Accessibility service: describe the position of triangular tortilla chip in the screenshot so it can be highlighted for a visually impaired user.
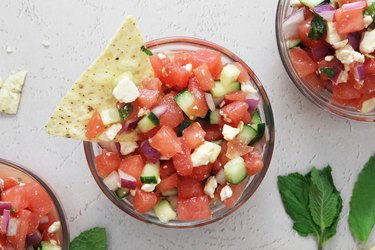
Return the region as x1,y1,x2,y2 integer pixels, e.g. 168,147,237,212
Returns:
45,16,153,141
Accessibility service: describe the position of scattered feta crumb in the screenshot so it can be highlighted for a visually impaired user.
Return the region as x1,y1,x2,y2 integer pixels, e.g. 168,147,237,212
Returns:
183,64,193,72
112,77,140,103
204,176,218,198
120,141,138,155
48,221,61,234
137,108,150,117
6,46,13,54
157,53,167,59
141,178,161,192
0,71,27,114
241,83,258,97
42,39,50,48
191,141,218,167
337,70,349,84
364,15,373,29
360,30,375,54
220,185,233,201
222,124,240,141
98,123,122,141
325,56,334,62
326,22,347,49
336,45,365,65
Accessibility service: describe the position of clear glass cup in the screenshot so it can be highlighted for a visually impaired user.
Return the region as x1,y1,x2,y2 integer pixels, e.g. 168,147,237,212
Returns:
276,1,375,122
84,37,275,228
0,159,69,249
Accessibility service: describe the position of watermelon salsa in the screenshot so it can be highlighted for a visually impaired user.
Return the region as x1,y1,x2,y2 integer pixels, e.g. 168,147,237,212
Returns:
283,0,375,113
88,47,267,223
0,162,63,249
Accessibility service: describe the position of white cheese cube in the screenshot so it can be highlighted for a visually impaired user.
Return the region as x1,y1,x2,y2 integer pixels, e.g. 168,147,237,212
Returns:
98,123,122,141
360,30,375,54
191,141,219,167
336,45,365,65
204,176,218,198
183,64,193,72
220,185,233,201
222,124,241,141
120,141,138,155
112,77,140,103
47,221,61,234
364,15,373,28
241,83,258,97
141,178,161,192
100,108,121,126
326,22,346,49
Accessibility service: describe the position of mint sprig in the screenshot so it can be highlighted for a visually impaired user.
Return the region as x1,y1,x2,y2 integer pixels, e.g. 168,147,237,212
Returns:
319,68,336,78
70,227,107,250
141,45,153,56
308,14,326,40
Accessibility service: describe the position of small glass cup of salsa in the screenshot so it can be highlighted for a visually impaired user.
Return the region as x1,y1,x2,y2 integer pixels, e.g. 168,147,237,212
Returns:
0,159,69,249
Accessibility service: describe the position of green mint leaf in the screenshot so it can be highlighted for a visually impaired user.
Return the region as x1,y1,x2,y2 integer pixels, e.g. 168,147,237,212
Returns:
364,3,375,22
319,68,336,78
118,103,133,122
349,155,375,243
277,173,320,238
70,227,107,250
308,14,326,40
308,166,342,244
141,45,153,56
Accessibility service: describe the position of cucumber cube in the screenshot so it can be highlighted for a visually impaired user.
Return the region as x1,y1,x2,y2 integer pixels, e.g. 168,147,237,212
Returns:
220,64,240,85
224,157,247,184
154,200,177,223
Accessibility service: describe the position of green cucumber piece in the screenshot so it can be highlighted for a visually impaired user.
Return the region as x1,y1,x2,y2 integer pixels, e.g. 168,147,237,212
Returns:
224,157,247,184
137,112,159,133
115,188,130,199
220,64,241,85
250,123,266,144
154,200,177,223
208,109,221,124
236,125,258,145
209,143,222,163
175,89,196,119
300,0,325,8
40,241,62,250
211,81,241,98
251,109,262,124
177,120,192,137
287,39,301,49
118,103,133,122
140,162,160,184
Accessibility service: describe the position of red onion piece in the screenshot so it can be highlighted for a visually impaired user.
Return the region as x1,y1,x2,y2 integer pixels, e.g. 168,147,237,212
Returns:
245,96,260,113
347,32,361,50
6,219,19,236
313,4,335,21
151,105,168,118
215,169,226,185
98,142,120,153
0,178,3,192
119,171,137,190
1,209,10,232
26,230,42,246
0,202,12,215
310,45,333,61
330,67,344,85
342,1,366,11
39,216,49,224
205,93,216,111
354,63,366,82
140,140,161,163
283,8,305,39
119,117,140,134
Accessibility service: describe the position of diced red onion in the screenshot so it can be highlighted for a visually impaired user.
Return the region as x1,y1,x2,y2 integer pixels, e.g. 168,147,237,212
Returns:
283,8,305,39
103,171,120,191
119,170,137,190
354,63,366,82
313,4,335,21
140,140,161,163
151,105,168,118
98,142,120,153
119,117,140,134
1,209,10,233
166,195,178,210
6,218,19,236
0,178,3,192
347,32,361,50
39,216,49,224
311,45,333,61
0,202,12,215
205,93,216,111
330,67,344,85
342,1,366,11
213,96,224,106
215,169,226,185
26,230,42,246
245,96,260,113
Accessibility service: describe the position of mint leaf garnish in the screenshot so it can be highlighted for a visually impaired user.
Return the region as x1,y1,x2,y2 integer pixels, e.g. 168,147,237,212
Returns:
319,68,336,78
364,3,375,25
70,227,107,250
141,45,153,56
308,14,326,40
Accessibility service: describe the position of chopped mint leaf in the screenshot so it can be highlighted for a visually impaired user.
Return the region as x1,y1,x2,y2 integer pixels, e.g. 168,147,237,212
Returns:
118,103,133,122
349,155,375,243
141,45,153,56
70,227,107,250
308,14,326,40
319,67,336,78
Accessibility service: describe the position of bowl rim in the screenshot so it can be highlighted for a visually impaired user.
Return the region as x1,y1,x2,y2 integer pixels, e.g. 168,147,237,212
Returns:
275,1,375,122
0,158,70,249
84,36,275,228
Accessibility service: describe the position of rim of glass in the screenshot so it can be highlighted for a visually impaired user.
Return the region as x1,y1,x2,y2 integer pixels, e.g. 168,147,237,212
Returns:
275,1,375,122
84,36,275,228
0,158,70,248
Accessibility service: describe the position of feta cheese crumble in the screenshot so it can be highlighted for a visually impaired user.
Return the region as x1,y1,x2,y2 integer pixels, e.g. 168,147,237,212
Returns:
360,30,375,54
141,178,161,192
191,141,220,167
326,22,347,49
241,83,258,97
220,185,233,201
336,45,365,65
98,123,122,141
48,221,61,234
183,64,193,72
325,56,334,62
204,176,218,198
222,124,240,141
364,15,373,28
112,77,140,103
120,141,138,155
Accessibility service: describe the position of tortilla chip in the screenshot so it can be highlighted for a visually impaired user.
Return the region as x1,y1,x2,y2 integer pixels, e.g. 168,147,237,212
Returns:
0,71,27,114
45,16,153,141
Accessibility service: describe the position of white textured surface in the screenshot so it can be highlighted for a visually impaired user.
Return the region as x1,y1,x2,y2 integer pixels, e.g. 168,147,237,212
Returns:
0,1,374,249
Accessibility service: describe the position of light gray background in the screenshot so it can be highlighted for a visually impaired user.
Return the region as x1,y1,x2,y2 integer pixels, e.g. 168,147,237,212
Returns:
0,1,374,249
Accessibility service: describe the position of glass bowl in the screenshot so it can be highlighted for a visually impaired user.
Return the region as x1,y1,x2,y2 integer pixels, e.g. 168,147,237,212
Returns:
276,1,375,122
0,159,69,249
84,37,275,228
